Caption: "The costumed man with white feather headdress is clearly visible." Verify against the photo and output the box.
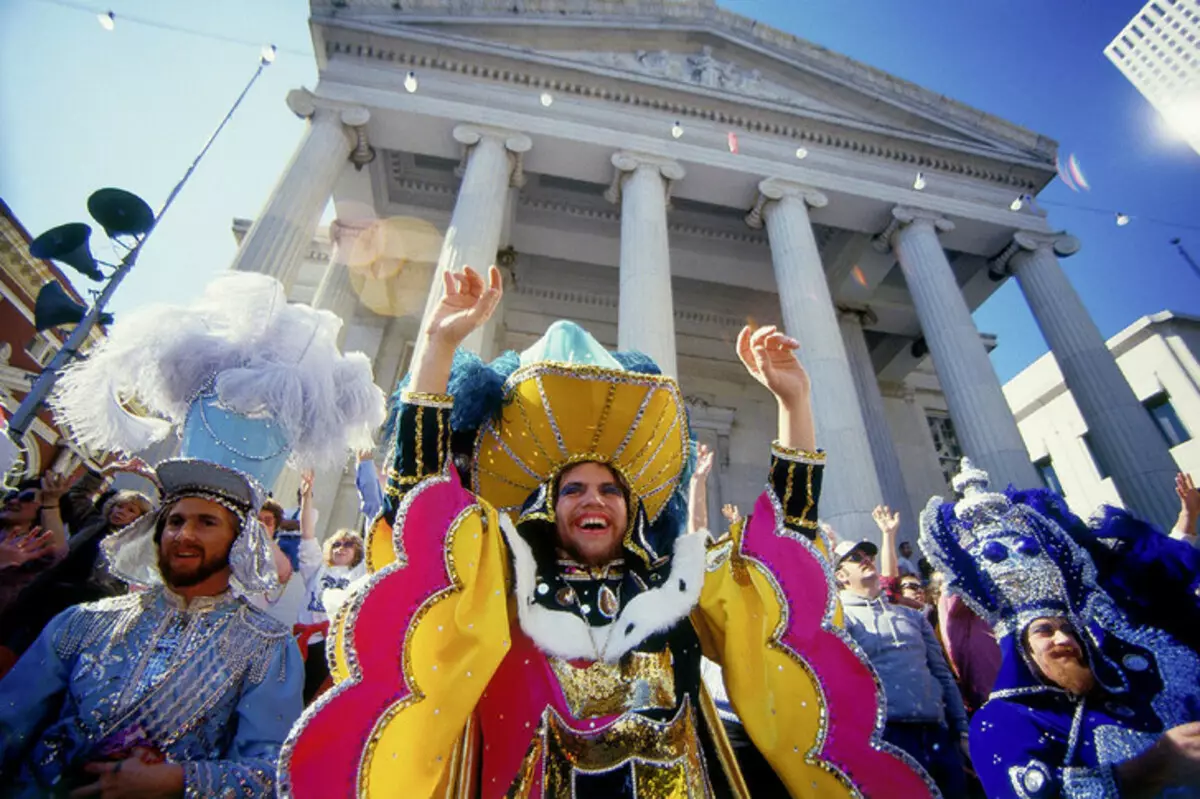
[281,266,939,798]
[0,274,385,798]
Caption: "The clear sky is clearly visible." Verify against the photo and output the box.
[2,0,1199,383]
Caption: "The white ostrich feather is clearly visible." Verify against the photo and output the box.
[51,273,385,470]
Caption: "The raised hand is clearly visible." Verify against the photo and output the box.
[0,526,55,569]
[721,504,741,525]
[300,470,315,500]
[693,444,715,482]
[736,325,810,405]
[39,471,72,505]
[872,505,901,539]
[425,265,503,350]
[1177,473,1200,517]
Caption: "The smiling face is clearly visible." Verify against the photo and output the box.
[156,497,239,594]
[553,462,628,568]
[1024,616,1095,696]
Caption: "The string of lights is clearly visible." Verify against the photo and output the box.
[25,0,1200,238]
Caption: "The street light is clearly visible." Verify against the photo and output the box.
[3,48,277,476]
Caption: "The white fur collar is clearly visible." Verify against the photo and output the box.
[499,514,705,664]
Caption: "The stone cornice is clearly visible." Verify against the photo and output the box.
[312,2,1053,162]
[316,24,1049,191]
[512,281,746,330]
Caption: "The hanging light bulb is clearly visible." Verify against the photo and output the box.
[913,172,926,191]
[671,121,684,139]
[97,11,115,30]
[404,71,418,93]
[1115,212,1131,226]
[260,44,277,65]
[539,92,553,107]
[795,147,809,159]
[1009,195,1024,211]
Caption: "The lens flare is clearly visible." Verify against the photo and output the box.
[342,216,444,318]
[727,132,739,153]
[851,265,868,287]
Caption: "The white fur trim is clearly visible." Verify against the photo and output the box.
[499,515,705,663]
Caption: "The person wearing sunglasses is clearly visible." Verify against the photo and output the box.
[835,531,970,798]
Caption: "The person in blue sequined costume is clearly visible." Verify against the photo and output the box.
[920,458,1200,798]
[0,459,304,798]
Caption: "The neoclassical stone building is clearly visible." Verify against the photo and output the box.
[235,0,1181,541]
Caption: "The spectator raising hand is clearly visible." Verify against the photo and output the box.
[0,527,55,570]
[687,444,715,536]
[1173,473,1200,542]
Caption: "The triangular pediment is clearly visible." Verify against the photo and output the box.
[313,5,1056,170]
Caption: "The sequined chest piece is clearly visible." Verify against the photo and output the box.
[536,558,643,627]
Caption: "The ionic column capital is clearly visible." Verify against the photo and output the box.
[452,124,532,188]
[989,230,1081,276]
[873,206,955,252]
[744,178,827,229]
[286,89,374,169]
[604,151,685,205]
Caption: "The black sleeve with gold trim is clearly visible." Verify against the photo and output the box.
[383,392,453,518]
[767,442,826,539]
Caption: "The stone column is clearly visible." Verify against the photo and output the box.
[313,220,369,347]
[230,89,369,292]
[606,152,685,377]
[421,124,531,355]
[996,232,1179,528]
[881,206,1037,489]
[838,306,917,542]
[746,178,883,538]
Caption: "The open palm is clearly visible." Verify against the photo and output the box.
[736,325,810,403]
[426,265,503,348]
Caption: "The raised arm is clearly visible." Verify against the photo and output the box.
[687,444,714,536]
[410,266,502,395]
[383,266,502,513]
[1172,472,1199,542]
[736,325,814,452]
[36,472,71,558]
[873,505,900,579]
[736,325,822,537]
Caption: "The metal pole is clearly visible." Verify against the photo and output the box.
[4,56,271,445]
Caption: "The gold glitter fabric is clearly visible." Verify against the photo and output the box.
[535,698,711,798]
[548,649,676,718]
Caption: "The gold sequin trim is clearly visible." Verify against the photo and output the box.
[401,390,454,408]
[770,442,826,464]
[548,649,676,718]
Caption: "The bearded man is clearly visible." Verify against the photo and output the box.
[0,460,304,798]
[921,459,1200,798]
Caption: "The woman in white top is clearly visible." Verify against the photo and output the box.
[294,470,368,702]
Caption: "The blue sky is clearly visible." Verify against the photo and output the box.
[2,0,1198,383]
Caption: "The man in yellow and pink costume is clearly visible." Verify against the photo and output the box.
[281,267,936,797]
